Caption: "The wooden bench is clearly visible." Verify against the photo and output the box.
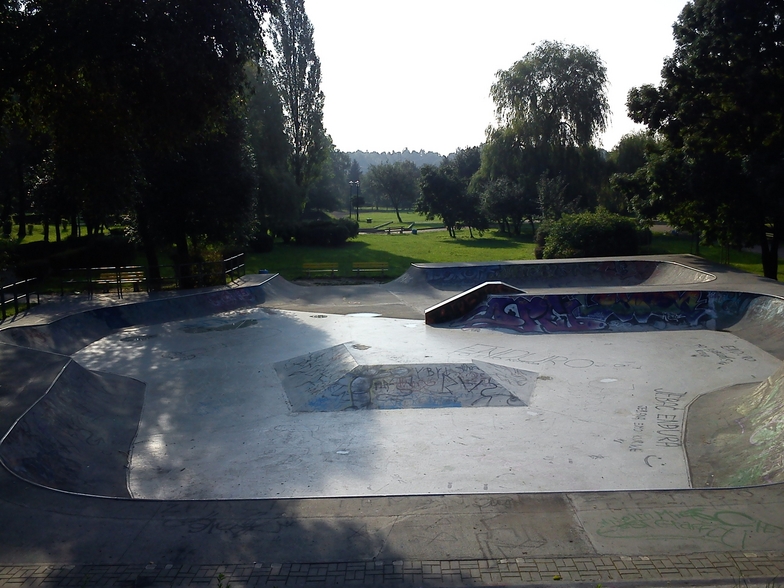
[352,261,388,276]
[92,268,146,298]
[302,262,339,277]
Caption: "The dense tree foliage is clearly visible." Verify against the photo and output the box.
[306,145,351,213]
[478,41,611,229]
[366,161,421,222]
[0,0,277,282]
[626,0,784,279]
[417,147,486,237]
[491,41,609,149]
[245,64,300,240]
[265,0,327,192]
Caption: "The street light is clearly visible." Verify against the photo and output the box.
[349,180,360,222]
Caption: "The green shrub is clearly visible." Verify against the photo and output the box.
[541,210,640,259]
[0,238,17,272]
[534,220,552,260]
[295,218,358,247]
[248,230,274,253]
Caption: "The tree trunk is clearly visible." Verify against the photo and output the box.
[759,222,780,281]
[175,232,195,288]
[15,161,26,240]
[134,203,162,290]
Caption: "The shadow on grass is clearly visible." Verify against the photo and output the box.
[447,235,534,250]
[247,240,422,280]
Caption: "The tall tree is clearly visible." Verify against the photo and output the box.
[627,0,784,279]
[417,147,485,237]
[265,0,327,192]
[480,41,610,224]
[306,145,350,213]
[366,161,420,222]
[491,41,609,150]
[4,0,275,281]
[246,65,300,237]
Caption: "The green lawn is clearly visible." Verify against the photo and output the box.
[342,208,444,230]
[249,226,784,282]
[8,221,784,283]
[248,228,537,279]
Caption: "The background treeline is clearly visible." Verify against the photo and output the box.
[2,0,783,283]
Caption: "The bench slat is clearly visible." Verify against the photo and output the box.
[351,262,388,275]
[302,263,339,277]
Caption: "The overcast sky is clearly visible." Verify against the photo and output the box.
[305,0,688,155]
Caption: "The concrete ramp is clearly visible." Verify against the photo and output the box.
[686,363,784,488]
[0,281,270,355]
[725,294,784,359]
[425,281,524,325]
[0,359,145,497]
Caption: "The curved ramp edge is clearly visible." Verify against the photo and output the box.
[407,259,715,291]
[686,364,784,488]
[0,360,145,498]
[725,294,784,359]
[0,280,273,355]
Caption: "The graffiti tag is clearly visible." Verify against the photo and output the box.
[596,508,782,550]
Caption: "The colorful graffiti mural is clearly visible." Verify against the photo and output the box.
[447,291,755,334]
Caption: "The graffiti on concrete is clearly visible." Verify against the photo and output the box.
[206,288,254,309]
[596,507,782,550]
[453,343,598,369]
[451,291,754,334]
[275,344,536,412]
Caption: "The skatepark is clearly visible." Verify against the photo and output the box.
[1,254,783,586]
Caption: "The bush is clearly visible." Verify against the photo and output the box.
[294,218,358,247]
[534,220,552,260]
[248,230,274,253]
[0,238,17,272]
[541,210,640,259]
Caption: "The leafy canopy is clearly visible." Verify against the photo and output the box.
[491,40,609,149]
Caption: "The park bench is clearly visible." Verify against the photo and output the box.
[92,267,146,298]
[302,262,339,277]
[352,261,388,276]
[385,223,415,235]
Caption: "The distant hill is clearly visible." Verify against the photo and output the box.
[346,149,447,172]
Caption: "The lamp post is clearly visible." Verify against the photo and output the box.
[349,181,360,221]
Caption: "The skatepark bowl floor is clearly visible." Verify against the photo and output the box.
[2,255,784,501]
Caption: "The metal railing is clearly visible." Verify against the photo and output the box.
[224,253,246,282]
[1,278,39,320]
[59,253,246,297]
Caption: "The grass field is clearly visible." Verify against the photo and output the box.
[344,208,444,231]
[247,228,536,279]
[8,218,784,283]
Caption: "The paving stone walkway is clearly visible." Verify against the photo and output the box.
[2,552,783,587]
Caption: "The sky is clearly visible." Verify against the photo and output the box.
[305,0,688,155]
